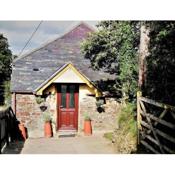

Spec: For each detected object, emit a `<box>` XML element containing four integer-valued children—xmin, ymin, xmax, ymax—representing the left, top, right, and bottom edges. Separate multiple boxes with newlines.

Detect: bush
<box><xmin>113</xmin><ymin>103</ymin><xmax>137</xmax><ymax>153</ymax></box>
<box><xmin>4</xmin><ymin>81</ymin><xmax>11</xmax><ymax>106</ymax></box>
<box><xmin>84</xmin><ymin>113</ymin><xmax>91</xmax><ymax>121</ymax></box>
<box><xmin>43</xmin><ymin>111</ymin><xmax>52</xmax><ymax>122</ymax></box>
<box><xmin>118</xmin><ymin>103</ymin><xmax>137</xmax><ymax>137</ymax></box>
<box><xmin>35</xmin><ymin>96</ymin><xmax>45</xmax><ymax>104</ymax></box>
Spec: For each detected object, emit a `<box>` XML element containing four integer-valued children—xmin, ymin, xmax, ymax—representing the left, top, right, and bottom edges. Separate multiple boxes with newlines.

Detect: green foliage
<box><xmin>95</xmin><ymin>99</ymin><xmax>104</xmax><ymax>108</ymax></box>
<box><xmin>84</xmin><ymin>113</ymin><xmax>91</xmax><ymax>121</ymax></box>
<box><xmin>118</xmin><ymin>103</ymin><xmax>137</xmax><ymax>137</ymax></box>
<box><xmin>81</xmin><ymin>21</ymin><xmax>140</xmax><ymax>102</ymax></box>
<box><xmin>3</xmin><ymin>81</ymin><xmax>11</xmax><ymax>106</ymax></box>
<box><xmin>42</xmin><ymin>111</ymin><xmax>52</xmax><ymax>122</ymax></box>
<box><xmin>35</xmin><ymin>96</ymin><xmax>45</xmax><ymax>104</ymax></box>
<box><xmin>0</xmin><ymin>34</ymin><xmax>12</xmax><ymax>105</ymax></box>
<box><xmin>145</xmin><ymin>22</ymin><xmax>175</xmax><ymax>105</ymax></box>
<box><xmin>104</xmin><ymin>132</ymin><xmax>113</xmax><ymax>141</ymax></box>
<box><xmin>0</xmin><ymin>34</ymin><xmax>12</xmax><ymax>80</ymax></box>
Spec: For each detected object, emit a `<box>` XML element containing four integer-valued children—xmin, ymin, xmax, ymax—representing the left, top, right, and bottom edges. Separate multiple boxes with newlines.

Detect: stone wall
<box><xmin>79</xmin><ymin>85</ymin><xmax>119</xmax><ymax>132</ymax></box>
<box><xmin>15</xmin><ymin>85</ymin><xmax>57</xmax><ymax>138</ymax></box>
<box><xmin>15</xmin><ymin>93</ymin><xmax>43</xmax><ymax>138</ymax></box>
<box><xmin>13</xmin><ymin>84</ymin><xmax>119</xmax><ymax>138</ymax></box>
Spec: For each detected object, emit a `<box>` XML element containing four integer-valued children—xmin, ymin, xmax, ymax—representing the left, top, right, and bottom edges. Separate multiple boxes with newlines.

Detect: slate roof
<box><xmin>11</xmin><ymin>22</ymin><xmax>115</xmax><ymax>93</ymax></box>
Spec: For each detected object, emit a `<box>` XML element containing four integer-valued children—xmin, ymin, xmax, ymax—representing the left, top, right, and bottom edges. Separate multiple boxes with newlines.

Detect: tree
<box><xmin>0</xmin><ymin>34</ymin><xmax>12</xmax><ymax>80</ymax></box>
<box><xmin>144</xmin><ymin>22</ymin><xmax>175</xmax><ymax>105</ymax></box>
<box><xmin>81</xmin><ymin>21</ymin><xmax>140</xmax><ymax>102</ymax></box>
<box><xmin>0</xmin><ymin>34</ymin><xmax>12</xmax><ymax>105</ymax></box>
<box><xmin>138</xmin><ymin>22</ymin><xmax>150</xmax><ymax>91</ymax></box>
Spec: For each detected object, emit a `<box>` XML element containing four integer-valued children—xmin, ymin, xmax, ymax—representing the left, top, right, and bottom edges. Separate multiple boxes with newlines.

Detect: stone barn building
<box><xmin>11</xmin><ymin>22</ymin><xmax>118</xmax><ymax>138</ymax></box>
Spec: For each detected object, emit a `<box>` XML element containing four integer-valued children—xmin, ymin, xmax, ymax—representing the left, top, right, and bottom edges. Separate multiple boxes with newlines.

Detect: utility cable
<box><xmin>18</xmin><ymin>21</ymin><xmax>43</xmax><ymax>57</ymax></box>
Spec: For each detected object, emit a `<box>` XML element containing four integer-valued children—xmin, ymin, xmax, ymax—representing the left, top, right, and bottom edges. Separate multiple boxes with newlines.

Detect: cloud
<box><xmin>0</xmin><ymin>21</ymin><xmax>98</xmax><ymax>55</ymax></box>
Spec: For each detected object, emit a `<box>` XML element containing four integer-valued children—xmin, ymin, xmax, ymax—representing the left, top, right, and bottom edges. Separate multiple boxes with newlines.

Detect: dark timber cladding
<box><xmin>11</xmin><ymin>22</ymin><xmax>115</xmax><ymax>93</ymax></box>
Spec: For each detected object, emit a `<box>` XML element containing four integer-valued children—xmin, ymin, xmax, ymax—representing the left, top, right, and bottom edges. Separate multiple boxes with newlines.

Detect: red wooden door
<box><xmin>57</xmin><ymin>84</ymin><xmax>79</xmax><ymax>131</ymax></box>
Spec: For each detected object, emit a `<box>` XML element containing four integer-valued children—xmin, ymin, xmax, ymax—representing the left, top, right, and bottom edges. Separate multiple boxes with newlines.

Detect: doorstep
<box><xmin>56</xmin><ymin>130</ymin><xmax>78</xmax><ymax>138</ymax></box>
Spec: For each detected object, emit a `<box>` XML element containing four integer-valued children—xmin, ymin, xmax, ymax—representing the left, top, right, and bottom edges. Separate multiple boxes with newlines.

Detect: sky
<box><xmin>0</xmin><ymin>21</ymin><xmax>98</xmax><ymax>56</ymax></box>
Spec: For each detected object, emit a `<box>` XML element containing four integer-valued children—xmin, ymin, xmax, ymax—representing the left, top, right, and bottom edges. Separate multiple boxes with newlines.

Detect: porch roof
<box><xmin>35</xmin><ymin>62</ymin><xmax>102</xmax><ymax>97</ymax></box>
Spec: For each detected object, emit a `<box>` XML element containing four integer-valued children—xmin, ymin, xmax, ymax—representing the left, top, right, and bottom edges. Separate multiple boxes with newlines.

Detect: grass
<box><xmin>112</xmin><ymin>102</ymin><xmax>137</xmax><ymax>153</ymax></box>
<box><xmin>104</xmin><ymin>132</ymin><xmax>113</xmax><ymax>141</ymax></box>
<box><xmin>117</xmin><ymin>102</ymin><xmax>137</xmax><ymax>137</ymax></box>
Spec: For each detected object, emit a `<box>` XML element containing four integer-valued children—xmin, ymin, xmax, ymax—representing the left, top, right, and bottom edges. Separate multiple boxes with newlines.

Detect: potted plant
<box><xmin>18</xmin><ymin>122</ymin><xmax>27</xmax><ymax>140</ymax></box>
<box><xmin>43</xmin><ymin>111</ymin><xmax>53</xmax><ymax>138</ymax></box>
<box><xmin>35</xmin><ymin>96</ymin><xmax>45</xmax><ymax>104</ymax></box>
<box><xmin>84</xmin><ymin>113</ymin><xmax>92</xmax><ymax>135</ymax></box>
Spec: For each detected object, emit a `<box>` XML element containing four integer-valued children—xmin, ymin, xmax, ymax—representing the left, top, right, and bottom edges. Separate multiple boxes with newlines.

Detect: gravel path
<box><xmin>21</xmin><ymin>134</ymin><xmax>116</xmax><ymax>154</ymax></box>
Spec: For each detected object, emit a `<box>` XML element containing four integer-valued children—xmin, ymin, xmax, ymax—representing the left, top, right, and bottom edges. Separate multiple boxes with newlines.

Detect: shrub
<box><xmin>84</xmin><ymin>113</ymin><xmax>91</xmax><ymax>121</ymax></box>
<box><xmin>113</xmin><ymin>103</ymin><xmax>137</xmax><ymax>153</ymax></box>
<box><xmin>43</xmin><ymin>111</ymin><xmax>52</xmax><ymax>122</ymax></box>
<box><xmin>4</xmin><ymin>81</ymin><xmax>11</xmax><ymax>106</ymax></box>
<box><xmin>35</xmin><ymin>96</ymin><xmax>45</xmax><ymax>104</ymax></box>
<box><xmin>118</xmin><ymin>103</ymin><xmax>137</xmax><ymax>137</ymax></box>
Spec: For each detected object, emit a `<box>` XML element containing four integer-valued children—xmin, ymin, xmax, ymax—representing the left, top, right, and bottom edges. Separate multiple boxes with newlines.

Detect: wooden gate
<box><xmin>0</xmin><ymin>107</ymin><xmax>19</xmax><ymax>153</ymax></box>
<box><xmin>137</xmin><ymin>91</ymin><xmax>175</xmax><ymax>154</ymax></box>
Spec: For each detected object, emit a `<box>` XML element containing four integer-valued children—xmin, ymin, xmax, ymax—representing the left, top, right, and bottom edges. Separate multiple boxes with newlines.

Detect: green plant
<box><xmin>3</xmin><ymin>80</ymin><xmax>11</xmax><ymax>106</ymax></box>
<box><xmin>96</xmin><ymin>99</ymin><xmax>104</xmax><ymax>108</ymax></box>
<box><xmin>118</xmin><ymin>103</ymin><xmax>137</xmax><ymax>137</ymax></box>
<box><xmin>104</xmin><ymin>132</ymin><xmax>113</xmax><ymax>141</ymax></box>
<box><xmin>35</xmin><ymin>96</ymin><xmax>45</xmax><ymax>104</ymax></box>
<box><xmin>111</xmin><ymin>103</ymin><xmax>137</xmax><ymax>153</ymax></box>
<box><xmin>43</xmin><ymin>111</ymin><xmax>52</xmax><ymax>122</ymax></box>
<box><xmin>84</xmin><ymin>113</ymin><xmax>91</xmax><ymax>121</ymax></box>
<box><xmin>81</xmin><ymin>21</ymin><xmax>140</xmax><ymax>102</ymax></box>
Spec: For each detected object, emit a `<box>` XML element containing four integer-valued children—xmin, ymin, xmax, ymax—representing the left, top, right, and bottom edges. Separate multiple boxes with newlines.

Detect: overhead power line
<box><xmin>18</xmin><ymin>21</ymin><xmax>43</xmax><ymax>57</ymax></box>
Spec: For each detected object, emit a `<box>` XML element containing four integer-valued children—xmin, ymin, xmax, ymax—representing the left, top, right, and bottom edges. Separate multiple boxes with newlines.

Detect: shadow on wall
<box><xmin>95</xmin><ymin>79</ymin><xmax>121</xmax><ymax>99</ymax></box>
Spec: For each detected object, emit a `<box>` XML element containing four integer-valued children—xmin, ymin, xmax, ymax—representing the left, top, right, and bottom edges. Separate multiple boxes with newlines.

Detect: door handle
<box><xmin>60</xmin><ymin>105</ymin><xmax>63</xmax><ymax>108</ymax></box>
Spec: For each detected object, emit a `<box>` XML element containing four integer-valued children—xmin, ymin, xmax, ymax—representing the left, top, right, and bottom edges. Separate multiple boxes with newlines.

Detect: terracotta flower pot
<box><xmin>84</xmin><ymin>120</ymin><xmax>92</xmax><ymax>135</ymax></box>
<box><xmin>18</xmin><ymin>123</ymin><xmax>27</xmax><ymax>140</ymax></box>
<box><xmin>44</xmin><ymin>121</ymin><xmax>52</xmax><ymax>138</ymax></box>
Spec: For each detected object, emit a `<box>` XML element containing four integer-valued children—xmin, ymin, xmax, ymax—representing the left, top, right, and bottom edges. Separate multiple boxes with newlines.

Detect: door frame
<box><xmin>56</xmin><ymin>83</ymin><xmax>79</xmax><ymax>131</ymax></box>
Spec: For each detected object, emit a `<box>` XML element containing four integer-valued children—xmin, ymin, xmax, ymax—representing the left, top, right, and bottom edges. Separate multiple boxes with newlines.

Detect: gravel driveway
<box><xmin>20</xmin><ymin>134</ymin><xmax>116</xmax><ymax>154</ymax></box>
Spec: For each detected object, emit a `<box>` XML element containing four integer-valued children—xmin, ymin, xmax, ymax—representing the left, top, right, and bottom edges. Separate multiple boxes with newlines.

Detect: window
<box><xmin>61</xmin><ymin>85</ymin><xmax>67</xmax><ymax>108</ymax></box>
<box><xmin>69</xmin><ymin>85</ymin><xmax>75</xmax><ymax>108</ymax></box>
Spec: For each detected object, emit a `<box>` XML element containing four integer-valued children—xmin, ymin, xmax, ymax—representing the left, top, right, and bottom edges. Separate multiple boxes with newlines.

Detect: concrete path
<box><xmin>21</xmin><ymin>134</ymin><xmax>116</xmax><ymax>154</ymax></box>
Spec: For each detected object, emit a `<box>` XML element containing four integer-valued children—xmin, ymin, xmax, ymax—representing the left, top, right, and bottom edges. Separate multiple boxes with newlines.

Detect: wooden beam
<box><xmin>145</xmin><ymin>112</ymin><xmax>164</xmax><ymax>153</ymax></box>
<box><xmin>145</xmin><ymin>135</ymin><xmax>175</xmax><ymax>154</ymax></box>
<box><xmin>140</xmin><ymin>97</ymin><xmax>175</xmax><ymax>111</ymax></box>
<box><xmin>154</xmin><ymin>109</ymin><xmax>167</xmax><ymax>126</ymax></box>
<box><xmin>140</xmin><ymin>100</ymin><xmax>147</xmax><ymax>112</ymax></box>
<box><xmin>140</xmin><ymin>110</ymin><xmax>175</xmax><ymax>130</ymax></box>
<box><xmin>140</xmin><ymin>140</ymin><xmax>160</xmax><ymax>154</ymax></box>
<box><xmin>156</xmin><ymin>129</ymin><xmax>175</xmax><ymax>144</ymax></box>
<box><xmin>170</xmin><ymin>111</ymin><xmax>175</xmax><ymax>120</ymax></box>
<box><xmin>141</xmin><ymin>120</ymin><xmax>175</xmax><ymax>144</ymax></box>
<box><xmin>137</xmin><ymin>91</ymin><xmax>142</xmax><ymax>144</ymax></box>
